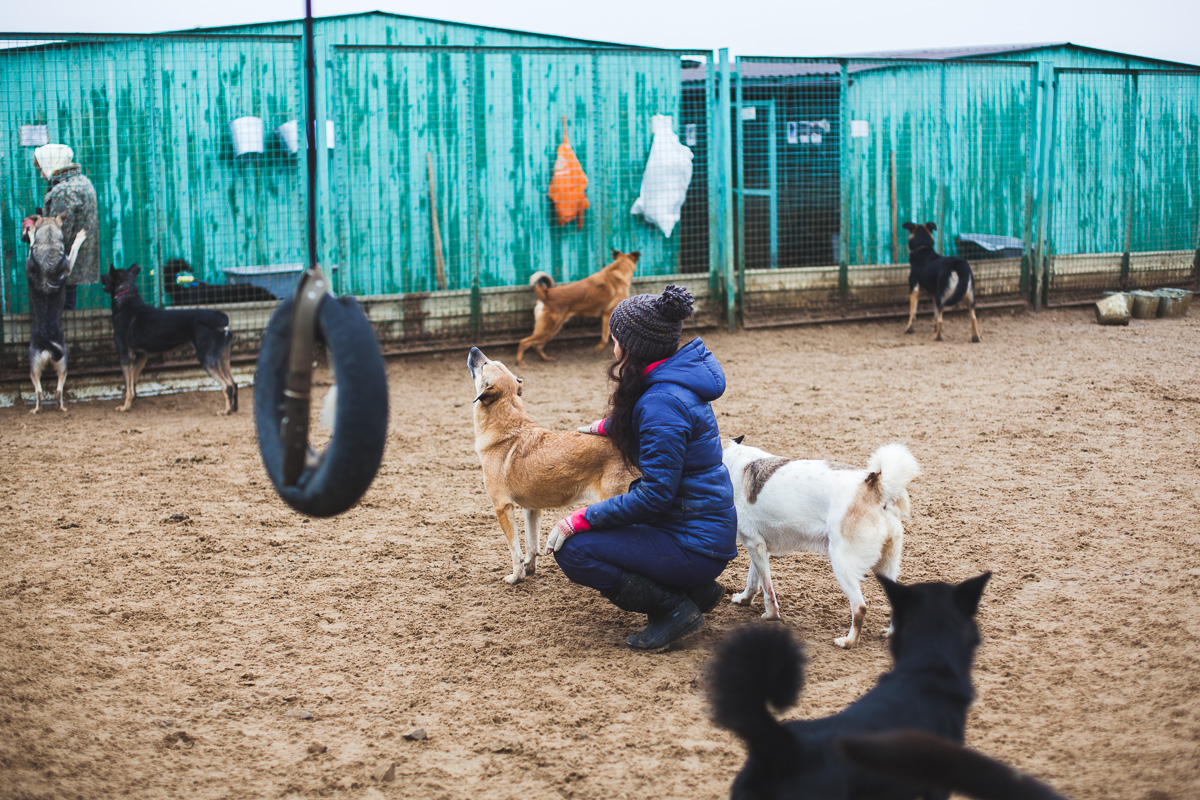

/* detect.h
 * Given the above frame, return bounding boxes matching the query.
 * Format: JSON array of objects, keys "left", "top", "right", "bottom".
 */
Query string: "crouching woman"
[{"left": 547, "top": 284, "right": 737, "bottom": 651}]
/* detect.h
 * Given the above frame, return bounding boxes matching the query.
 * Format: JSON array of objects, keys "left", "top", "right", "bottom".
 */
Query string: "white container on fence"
[
  {"left": 275, "top": 120, "right": 300, "bottom": 154},
  {"left": 274, "top": 119, "right": 335, "bottom": 153},
  {"left": 230, "top": 116, "right": 265, "bottom": 156}
]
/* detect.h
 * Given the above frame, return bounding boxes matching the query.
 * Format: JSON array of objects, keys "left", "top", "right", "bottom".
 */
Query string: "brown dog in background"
[
  {"left": 515, "top": 249, "right": 640, "bottom": 365},
  {"left": 469, "top": 347, "right": 637, "bottom": 584}
]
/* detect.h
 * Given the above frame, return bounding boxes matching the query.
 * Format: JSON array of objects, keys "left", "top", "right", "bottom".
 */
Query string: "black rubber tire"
[{"left": 255, "top": 294, "right": 389, "bottom": 517}]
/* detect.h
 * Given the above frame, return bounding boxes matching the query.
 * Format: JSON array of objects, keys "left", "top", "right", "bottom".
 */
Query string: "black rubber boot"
[
  {"left": 687, "top": 580, "right": 725, "bottom": 614},
  {"left": 602, "top": 571, "right": 704, "bottom": 652}
]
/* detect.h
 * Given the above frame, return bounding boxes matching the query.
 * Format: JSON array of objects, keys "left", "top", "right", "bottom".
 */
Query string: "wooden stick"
[{"left": 427, "top": 151, "right": 447, "bottom": 291}]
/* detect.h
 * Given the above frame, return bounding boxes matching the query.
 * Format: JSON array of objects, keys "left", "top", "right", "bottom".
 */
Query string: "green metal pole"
[
  {"left": 719, "top": 48, "right": 735, "bottom": 332},
  {"left": 936, "top": 62, "right": 948, "bottom": 252},
  {"left": 838, "top": 60, "right": 850, "bottom": 299},
  {"left": 705, "top": 52, "right": 719, "bottom": 312},
  {"left": 1040, "top": 70, "right": 1061, "bottom": 309},
  {"left": 1119, "top": 72, "right": 1139, "bottom": 290},
  {"left": 1020, "top": 63, "right": 1039, "bottom": 301}
]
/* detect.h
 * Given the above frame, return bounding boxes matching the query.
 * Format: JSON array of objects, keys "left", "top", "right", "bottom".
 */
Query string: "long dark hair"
[{"left": 605, "top": 350, "right": 655, "bottom": 467}]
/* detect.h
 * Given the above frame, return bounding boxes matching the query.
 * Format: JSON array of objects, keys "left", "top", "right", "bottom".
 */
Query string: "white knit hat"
[{"left": 34, "top": 144, "right": 74, "bottom": 179}]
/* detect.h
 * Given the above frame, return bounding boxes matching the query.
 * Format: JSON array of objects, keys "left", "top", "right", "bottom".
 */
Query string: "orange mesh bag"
[{"left": 548, "top": 118, "right": 589, "bottom": 228}]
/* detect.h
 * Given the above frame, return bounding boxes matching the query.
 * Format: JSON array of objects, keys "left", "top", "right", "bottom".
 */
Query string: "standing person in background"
[
  {"left": 547, "top": 285, "right": 738, "bottom": 651},
  {"left": 35, "top": 144, "right": 99, "bottom": 310}
]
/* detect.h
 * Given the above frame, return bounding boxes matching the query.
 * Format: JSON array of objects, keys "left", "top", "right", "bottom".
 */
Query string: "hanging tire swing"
[{"left": 254, "top": 274, "right": 389, "bottom": 518}]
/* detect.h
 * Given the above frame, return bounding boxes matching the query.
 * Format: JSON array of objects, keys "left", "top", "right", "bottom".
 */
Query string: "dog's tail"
[
  {"left": 867, "top": 443, "right": 921, "bottom": 513},
  {"left": 837, "top": 730, "right": 1069, "bottom": 800},
  {"left": 709, "top": 625, "right": 806, "bottom": 769},
  {"left": 530, "top": 271, "right": 554, "bottom": 302},
  {"left": 943, "top": 260, "right": 973, "bottom": 307}
]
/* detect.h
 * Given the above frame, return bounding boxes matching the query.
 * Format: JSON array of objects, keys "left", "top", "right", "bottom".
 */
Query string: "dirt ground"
[{"left": 2, "top": 305, "right": 1199, "bottom": 800}]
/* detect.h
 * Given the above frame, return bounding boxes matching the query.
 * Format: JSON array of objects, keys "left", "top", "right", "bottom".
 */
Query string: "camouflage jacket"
[{"left": 43, "top": 165, "right": 99, "bottom": 285}]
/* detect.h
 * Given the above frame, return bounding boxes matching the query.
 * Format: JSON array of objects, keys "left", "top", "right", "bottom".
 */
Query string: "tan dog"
[
  {"left": 515, "top": 249, "right": 640, "bottom": 365},
  {"left": 468, "top": 347, "right": 637, "bottom": 584}
]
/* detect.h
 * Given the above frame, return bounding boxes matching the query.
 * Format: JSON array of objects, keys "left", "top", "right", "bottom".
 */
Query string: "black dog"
[
  {"left": 100, "top": 264, "right": 238, "bottom": 415},
  {"left": 24, "top": 214, "right": 87, "bottom": 413},
  {"left": 901, "top": 222, "right": 981, "bottom": 342},
  {"left": 837, "top": 730, "right": 1068, "bottom": 800},
  {"left": 162, "top": 258, "right": 277, "bottom": 306},
  {"left": 709, "top": 572, "right": 991, "bottom": 800}
]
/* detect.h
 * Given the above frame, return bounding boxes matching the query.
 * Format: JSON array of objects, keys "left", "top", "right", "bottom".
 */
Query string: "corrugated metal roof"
[
  {"left": 836, "top": 42, "right": 1066, "bottom": 60},
  {"left": 170, "top": 9, "right": 660, "bottom": 50}
]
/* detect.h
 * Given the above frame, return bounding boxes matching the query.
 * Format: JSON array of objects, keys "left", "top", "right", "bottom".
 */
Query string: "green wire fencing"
[{"left": 733, "top": 57, "right": 1039, "bottom": 327}]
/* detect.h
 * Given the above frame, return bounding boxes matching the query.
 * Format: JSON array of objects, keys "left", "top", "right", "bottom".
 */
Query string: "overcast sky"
[{"left": 6, "top": 0, "right": 1198, "bottom": 66}]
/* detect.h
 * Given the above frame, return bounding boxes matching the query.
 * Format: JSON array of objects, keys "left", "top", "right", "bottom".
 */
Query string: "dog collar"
[
  {"left": 909, "top": 244, "right": 931, "bottom": 253},
  {"left": 114, "top": 289, "right": 133, "bottom": 298}
]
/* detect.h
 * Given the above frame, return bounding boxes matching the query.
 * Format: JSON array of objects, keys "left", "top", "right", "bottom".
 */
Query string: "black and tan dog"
[
  {"left": 902, "top": 222, "right": 981, "bottom": 342},
  {"left": 100, "top": 264, "right": 238, "bottom": 414},
  {"left": 24, "top": 214, "right": 87, "bottom": 413},
  {"left": 710, "top": 572, "right": 991, "bottom": 800},
  {"left": 515, "top": 249, "right": 640, "bottom": 365},
  {"left": 469, "top": 347, "right": 637, "bottom": 584}
]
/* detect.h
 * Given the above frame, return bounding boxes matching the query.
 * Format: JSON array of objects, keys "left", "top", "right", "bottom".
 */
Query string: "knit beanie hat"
[{"left": 609, "top": 284, "right": 694, "bottom": 361}]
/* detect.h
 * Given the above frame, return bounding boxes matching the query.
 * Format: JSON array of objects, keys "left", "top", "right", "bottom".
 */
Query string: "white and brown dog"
[
  {"left": 24, "top": 214, "right": 87, "bottom": 413},
  {"left": 468, "top": 347, "right": 637, "bottom": 584},
  {"left": 722, "top": 437, "right": 921, "bottom": 648}
]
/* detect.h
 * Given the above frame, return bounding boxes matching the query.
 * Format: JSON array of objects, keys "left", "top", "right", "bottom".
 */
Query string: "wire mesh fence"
[
  {"left": 0, "top": 36, "right": 721, "bottom": 385},
  {"left": 734, "top": 57, "right": 1038, "bottom": 326},
  {"left": 1042, "top": 68, "right": 1200, "bottom": 304},
  {"left": 3, "top": 32, "right": 1199, "bottom": 391},
  {"left": 1, "top": 33, "right": 305, "bottom": 379},
  {"left": 327, "top": 46, "right": 720, "bottom": 352}
]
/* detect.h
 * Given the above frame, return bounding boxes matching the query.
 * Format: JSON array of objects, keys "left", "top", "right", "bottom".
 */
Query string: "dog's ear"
[
  {"left": 628, "top": 250, "right": 641, "bottom": 262},
  {"left": 611, "top": 248, "right": 621, "bottom": 260},
  {"left": 901, "top": 222, "right": 914, "bottom": 233},
  {"left": 924, "top": 222, "right": 937, "bottom": 232},
  {"left": 952, "top": 572, "right": 991, "bottom": 618},
  {"left": 129, "top": 264, "right": 142, "bottom": 278},
  {"left": 516, "top": 376, "right": 523, "bottom": 397},
  {"left": 876, "top": 574, "right": 912, "bottom": 613},
  {"left": 732, "top": 435, "right": 745, "bottom": 445},
  {"left": 474, "top": 379, "right": 496, "bottom": 404}
]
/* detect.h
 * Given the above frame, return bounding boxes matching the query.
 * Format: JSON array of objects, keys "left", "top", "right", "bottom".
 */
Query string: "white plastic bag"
[{"left": 630, "top": 115, "right": 693, "bottom": 238}]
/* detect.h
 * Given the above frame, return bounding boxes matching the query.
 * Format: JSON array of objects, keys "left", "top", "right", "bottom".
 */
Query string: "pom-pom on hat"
[{"left": 609, "top": 284, "right": 695, "bottom": 361}]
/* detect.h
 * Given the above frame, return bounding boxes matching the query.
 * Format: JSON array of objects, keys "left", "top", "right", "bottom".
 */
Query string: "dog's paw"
[
  {"left": 903, "top": 327, "right": 914, "bottom": 334},
  {"left": 761, "top": 610, "right": 783, "bottom": 622},
  {"left": 834, "top": 635, "right": 857, "bottom": 649},
  {"left": 729, "top": 592, "right": 753, "bottom": 606},
  {"left": 522, "top": 559, "right": 537, "bottom": 576},
  {"left": 115, "top": 405, "right": 130, "bottom": 412},
  {"left": 503, "top": 571, "right": 525, "bottom": 585}
]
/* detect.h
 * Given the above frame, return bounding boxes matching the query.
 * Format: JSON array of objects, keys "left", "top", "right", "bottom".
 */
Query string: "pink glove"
[
  {"left": 546, "top": 507, "right": 591, "bottom": 553},
  {"left": 576, "top": 418, "right": 608, "bottom": 436}
]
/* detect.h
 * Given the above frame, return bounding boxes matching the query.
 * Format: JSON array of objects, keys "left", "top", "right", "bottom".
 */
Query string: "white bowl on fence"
[
  {"left": 274, "top": 119, "right": 334, "bottom": 153},
  {"left": 230, "top": 116, "right": 265, "bottom": 156},
  {"left": 275, "top": 121, "right": 300, "bottom": 154}
]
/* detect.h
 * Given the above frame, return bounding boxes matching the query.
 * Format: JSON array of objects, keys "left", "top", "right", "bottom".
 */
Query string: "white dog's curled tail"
[
  {"left": 529, "top": 271, "right": 554, "bottom": 289},
  {"left": 867, "top": 443, "right": 921, "bottom": 507}
]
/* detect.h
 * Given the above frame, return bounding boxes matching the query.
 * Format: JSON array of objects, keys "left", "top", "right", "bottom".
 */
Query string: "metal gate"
[
  {"left": 734, "top": 57, "right": 1038, "bottom": 326},
  {"left": 1042, "top": 68, "right": 1200, "bottom": 305}
]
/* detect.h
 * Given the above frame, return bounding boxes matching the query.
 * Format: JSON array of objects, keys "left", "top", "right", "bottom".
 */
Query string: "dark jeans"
[{"left": 554, "top": 524, "right": 730, "bottom": 593}]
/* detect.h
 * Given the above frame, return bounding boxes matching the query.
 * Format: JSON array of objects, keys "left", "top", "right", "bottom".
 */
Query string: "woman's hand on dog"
[
  {"left": 576, "top": 418, "right": 609, "bottom": 436},
  {"left": 546, "top": 507, "right": 590, "bottom": 553}
]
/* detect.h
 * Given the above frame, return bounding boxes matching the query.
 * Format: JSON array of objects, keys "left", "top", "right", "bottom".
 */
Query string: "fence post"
[
  {"left": 935, "top": 62, "right": 948, "bottom": 252},
  {"left": 1119, "top": 72, "right": 1139, "bottom": 290},
  {"left": 718, "top": 48, "right": 735, "bottom": 332},
  {"left": 1035, "top": 69, "right": 1060, "bottom": 310},
  {"left": 838, "top": 59, "right": 850, "bottom": 299},
  {"left": 313, "top": 32, "right": 334, "bottom": 291},
  {"left": 467, "top": 52, "right": 482, "bottom": 340},
  {"left": 1020, "top": 62, "right": 1039, "bottom": 301}
]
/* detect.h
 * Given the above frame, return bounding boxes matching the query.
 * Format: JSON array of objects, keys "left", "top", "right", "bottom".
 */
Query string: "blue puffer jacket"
[{"left": 583, "top": 338, "right": 738, "bottom": 561}]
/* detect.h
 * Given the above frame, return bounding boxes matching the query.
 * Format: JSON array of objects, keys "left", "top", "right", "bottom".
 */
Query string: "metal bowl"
[{"left": 1128, "top": 290, "right": 1160, "bottom": 319}]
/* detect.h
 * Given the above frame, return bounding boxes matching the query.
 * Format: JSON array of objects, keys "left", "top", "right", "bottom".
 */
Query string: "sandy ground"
[{"left": 2, "top": 305, "right": 1199, "bottom": 800}]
